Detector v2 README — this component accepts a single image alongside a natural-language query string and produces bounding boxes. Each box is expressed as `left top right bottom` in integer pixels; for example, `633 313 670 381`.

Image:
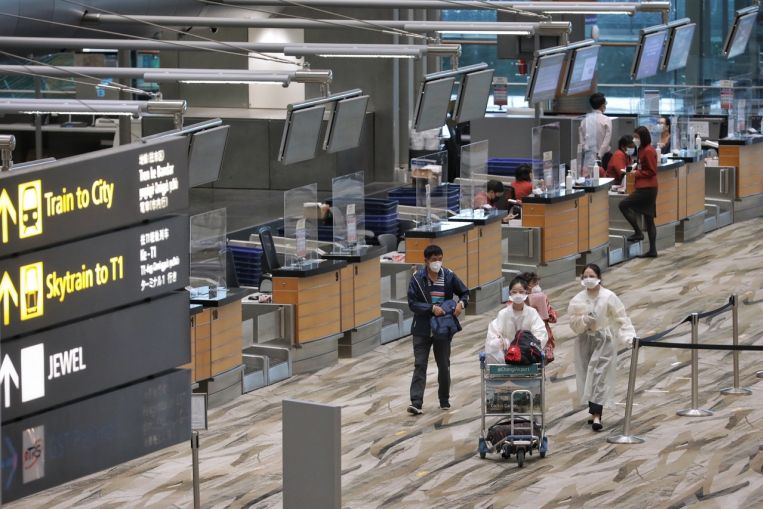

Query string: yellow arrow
0 271 18 326
0 188 18 244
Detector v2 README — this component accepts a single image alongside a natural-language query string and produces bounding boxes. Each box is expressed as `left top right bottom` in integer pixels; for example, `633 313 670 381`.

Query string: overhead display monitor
188 125 229 187
631 29 668 80
453 68 495 124
662 23 696 72
723 7 758 59
323 95 369 153
526 53 566 104
413 76 456 132
563 44 600 96
278 104 326 165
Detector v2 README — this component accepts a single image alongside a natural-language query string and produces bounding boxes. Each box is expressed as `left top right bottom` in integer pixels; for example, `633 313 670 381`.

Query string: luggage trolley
477 352 548 467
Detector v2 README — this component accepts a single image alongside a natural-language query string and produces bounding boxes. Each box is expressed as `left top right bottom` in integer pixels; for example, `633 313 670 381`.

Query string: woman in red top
606 135 635 185
618 126 658 258
511 164 533 201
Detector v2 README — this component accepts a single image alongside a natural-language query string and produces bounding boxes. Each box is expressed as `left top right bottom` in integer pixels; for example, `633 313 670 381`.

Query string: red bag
504 330 542 365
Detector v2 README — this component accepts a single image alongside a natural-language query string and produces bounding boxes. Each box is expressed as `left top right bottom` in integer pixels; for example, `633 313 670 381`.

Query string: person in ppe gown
485 277 548 364
567 263 635 432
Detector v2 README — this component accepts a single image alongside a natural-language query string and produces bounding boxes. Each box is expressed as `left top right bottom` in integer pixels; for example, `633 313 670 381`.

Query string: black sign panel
0 136 189 259
0 215 189 340
1 370 190 503
0 292 190 423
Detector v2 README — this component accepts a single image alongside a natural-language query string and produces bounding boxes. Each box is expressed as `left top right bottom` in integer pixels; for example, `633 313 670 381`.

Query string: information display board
723 8 758 59
631 30 668 80
278 104 326 165
526 53 566 104
563 44 600 95
453 68 495 124
413 77 456 132
324 95 369 153
0 136 189 258
662 23 696 72
0 215 189 340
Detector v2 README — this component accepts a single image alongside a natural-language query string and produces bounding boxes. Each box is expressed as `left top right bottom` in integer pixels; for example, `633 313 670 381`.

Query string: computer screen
188 125 229 187
278 104 326 165
453 68 495 124
724 10 758 59
662 23 696 72
631 30 668 80
563 44 600 96
324 95 369 153
413 77 456 132
526 53 566 104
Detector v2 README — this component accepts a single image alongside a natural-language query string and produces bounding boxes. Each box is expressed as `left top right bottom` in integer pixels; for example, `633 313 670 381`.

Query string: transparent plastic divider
190 208 227 295
331 171 366 253
283 183 319 268
459 141 489 216
532 123 561 192
412 150 448 226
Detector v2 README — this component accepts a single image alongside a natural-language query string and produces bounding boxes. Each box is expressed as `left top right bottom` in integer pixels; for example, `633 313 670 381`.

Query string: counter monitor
414 77 456 132
278 104 326 165
453 68 495 124
631 29 668 80
662 23 696 72
324 95 369 153
723 7 758 59
188 125 229 187
526 52 566 104
563 44 600 96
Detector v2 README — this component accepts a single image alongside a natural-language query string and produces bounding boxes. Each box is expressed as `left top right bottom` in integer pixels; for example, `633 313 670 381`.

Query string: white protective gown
484 305 548 364
567 287 636 407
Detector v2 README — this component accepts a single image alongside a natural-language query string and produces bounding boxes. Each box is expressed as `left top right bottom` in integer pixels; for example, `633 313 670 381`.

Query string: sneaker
440 401 451 410
407 404 423 415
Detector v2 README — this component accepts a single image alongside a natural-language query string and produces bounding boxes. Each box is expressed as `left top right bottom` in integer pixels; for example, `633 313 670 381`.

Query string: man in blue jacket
407 244 469 415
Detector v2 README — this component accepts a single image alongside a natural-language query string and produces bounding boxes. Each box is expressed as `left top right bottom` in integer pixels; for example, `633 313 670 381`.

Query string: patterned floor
9 218 763 509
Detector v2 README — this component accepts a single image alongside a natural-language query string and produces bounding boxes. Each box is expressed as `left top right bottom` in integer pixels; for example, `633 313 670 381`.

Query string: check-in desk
322 246 384 358
719 135 763 221
190 288 250 407
572 178 613 272
405 221 474 278
271 260 348 374
449 211 506 314
668 155 706 242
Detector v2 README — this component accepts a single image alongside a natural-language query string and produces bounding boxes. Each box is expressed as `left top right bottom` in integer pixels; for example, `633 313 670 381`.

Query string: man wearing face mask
407 245 470 415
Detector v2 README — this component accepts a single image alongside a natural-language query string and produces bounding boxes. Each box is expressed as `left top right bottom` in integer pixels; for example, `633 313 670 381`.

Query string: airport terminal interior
0 0 762 507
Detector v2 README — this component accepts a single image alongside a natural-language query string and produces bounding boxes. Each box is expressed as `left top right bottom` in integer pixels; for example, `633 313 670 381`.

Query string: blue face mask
626 147 635 156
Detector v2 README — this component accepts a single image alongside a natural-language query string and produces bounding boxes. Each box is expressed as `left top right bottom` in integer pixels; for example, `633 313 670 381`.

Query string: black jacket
408 267 469 338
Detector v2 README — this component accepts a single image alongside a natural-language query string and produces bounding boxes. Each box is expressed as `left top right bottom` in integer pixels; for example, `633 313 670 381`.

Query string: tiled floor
10 217 763 509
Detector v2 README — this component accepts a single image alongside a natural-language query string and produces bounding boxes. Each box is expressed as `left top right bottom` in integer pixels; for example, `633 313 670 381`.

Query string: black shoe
407 404 423 415
592 417 603 431
637 252 658 258
627 233 644 242
440 401 451 410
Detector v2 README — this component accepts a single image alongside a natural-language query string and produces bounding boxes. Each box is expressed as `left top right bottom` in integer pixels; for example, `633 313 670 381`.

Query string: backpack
505 330 542 365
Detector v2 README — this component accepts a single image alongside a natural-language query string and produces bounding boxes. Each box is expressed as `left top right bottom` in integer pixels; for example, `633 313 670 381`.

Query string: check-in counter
719 135 763 221
667 155 706 242
572 178 613 271
655 160 684 227
521 190 585 263
405 222 474 278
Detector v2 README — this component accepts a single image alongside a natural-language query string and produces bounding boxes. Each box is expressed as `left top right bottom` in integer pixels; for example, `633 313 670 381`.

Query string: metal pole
721 295 752 395
118 49 132 147
757 370 763 379
191 431 201 509
677 313 713 417
607 339 645 444
34 78 43 160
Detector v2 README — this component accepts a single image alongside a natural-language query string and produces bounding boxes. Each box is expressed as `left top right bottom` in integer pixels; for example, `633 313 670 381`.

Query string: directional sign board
1 369 190 503
0 215 189 340
0 292 190 423
0 135 189 258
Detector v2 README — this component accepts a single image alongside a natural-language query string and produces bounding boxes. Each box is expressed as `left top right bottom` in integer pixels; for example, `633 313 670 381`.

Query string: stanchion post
757 370 763 379
607 338 645 444
677 313 713 417
721 295 752 395
192 431 201 509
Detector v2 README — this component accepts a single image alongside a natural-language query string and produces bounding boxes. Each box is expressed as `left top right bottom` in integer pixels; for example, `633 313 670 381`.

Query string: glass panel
459 141 488 216
412 150 448 226
532 123 561 192
190 208 227 294
283 183 319 268
331 171 366 253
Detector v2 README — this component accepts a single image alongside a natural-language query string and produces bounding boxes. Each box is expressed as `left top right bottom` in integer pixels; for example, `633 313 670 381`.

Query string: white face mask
510 293 527 304
626 147 635 156
633 138 641 148
581 277 600 289
428 261 442 272
531 286 542 294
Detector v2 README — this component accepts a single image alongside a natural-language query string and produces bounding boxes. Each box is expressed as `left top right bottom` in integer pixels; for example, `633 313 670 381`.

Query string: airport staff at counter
606 136 635 186
658 116 672 155
511 164 534 201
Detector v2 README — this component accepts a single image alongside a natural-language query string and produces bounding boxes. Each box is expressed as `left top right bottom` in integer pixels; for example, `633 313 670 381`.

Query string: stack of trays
229 244 263 287
387 183 460 213
365 198 400 237
487 158 538 177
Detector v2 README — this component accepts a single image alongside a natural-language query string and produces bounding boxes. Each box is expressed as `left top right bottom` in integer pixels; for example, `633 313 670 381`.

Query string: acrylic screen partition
724 10 758 59
459 141 488 216
279 104 326 165
414 77 456 132
564 45 600 96
412 150 448 226
324 95 369 153
453 69 495 124
632 30 668 81
526 53 566 104
283 183 319 268
662 23 696 72
532 123 561 192
188 125 229 187
190 208 227 290
331 171 366 252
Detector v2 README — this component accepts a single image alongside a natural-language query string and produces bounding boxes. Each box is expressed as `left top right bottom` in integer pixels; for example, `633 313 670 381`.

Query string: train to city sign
0 136 189 258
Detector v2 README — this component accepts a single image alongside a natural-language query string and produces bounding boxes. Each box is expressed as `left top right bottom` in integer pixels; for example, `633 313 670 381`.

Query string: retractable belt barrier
608 294 759 445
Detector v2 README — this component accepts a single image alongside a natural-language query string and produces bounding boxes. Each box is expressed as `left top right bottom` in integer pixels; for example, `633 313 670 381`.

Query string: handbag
505 330 542 365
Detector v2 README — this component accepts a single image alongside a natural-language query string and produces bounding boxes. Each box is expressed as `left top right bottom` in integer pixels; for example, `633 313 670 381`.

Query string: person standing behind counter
579 93 612 161
605 135 635 186
658 116 671 155
618 126 659 258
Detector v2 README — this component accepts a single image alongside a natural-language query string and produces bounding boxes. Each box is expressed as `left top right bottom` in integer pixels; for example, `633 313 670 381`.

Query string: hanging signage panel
0 136 189 259
0 370 190 503
0 292 190 423
0 215 189 340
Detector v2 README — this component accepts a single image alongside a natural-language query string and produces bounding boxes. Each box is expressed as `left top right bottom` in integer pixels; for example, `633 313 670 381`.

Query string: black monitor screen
278 104 325 165
453 68 495 124
663 23 696 72
258 226 280 273
527 53 566 104
563 44 600 95
188 125 229 187
324 95 369 153
724 11 757 59
414 77 456 132
632 30 668 80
